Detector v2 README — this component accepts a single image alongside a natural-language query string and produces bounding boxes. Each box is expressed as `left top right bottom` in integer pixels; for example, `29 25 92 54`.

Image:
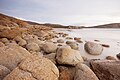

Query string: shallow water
54 28 120 59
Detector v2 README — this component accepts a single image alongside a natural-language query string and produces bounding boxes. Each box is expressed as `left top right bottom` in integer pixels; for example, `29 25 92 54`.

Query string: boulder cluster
0 24 120 80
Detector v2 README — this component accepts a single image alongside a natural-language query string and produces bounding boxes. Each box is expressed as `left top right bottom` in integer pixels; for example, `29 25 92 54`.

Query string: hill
1 13 120 28
0 13 30 27
0 13 82 28
89 23 120 28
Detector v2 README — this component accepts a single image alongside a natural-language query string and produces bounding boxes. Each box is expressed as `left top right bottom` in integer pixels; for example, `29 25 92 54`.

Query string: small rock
57 39 64 43
54 35 59 38
56 45 83 66
74 63 99 80
57 44 63 46
76 40 83 43
66 37 73 40
116 53 120 60
33 30 49 37
43 42 57 53
0 38 9 44
22 34 34 41
101 44 110 48
26 42 40 52
53 42 57 44
14 36 23 42
44 53 56 64
94 40 100 42
26 37 43 46
18 39 27 47
62 34 68 37
74 37 81 41
66 41 76 45
68 43 79 50
106 56 116 60
58 33 64 37
0 42 5 47
84 41 103 55
74 37 83 43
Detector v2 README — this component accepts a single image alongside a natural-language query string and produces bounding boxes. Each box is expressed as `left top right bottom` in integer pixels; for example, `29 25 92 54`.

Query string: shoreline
53 28 120 59
0 26 120 80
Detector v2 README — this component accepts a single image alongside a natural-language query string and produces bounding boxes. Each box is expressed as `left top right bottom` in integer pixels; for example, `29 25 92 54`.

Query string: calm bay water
54 28 120 59
55 28 120 40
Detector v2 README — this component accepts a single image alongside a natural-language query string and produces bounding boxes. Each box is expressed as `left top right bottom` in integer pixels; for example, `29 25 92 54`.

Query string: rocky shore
0 13 120 80
0 24 119 80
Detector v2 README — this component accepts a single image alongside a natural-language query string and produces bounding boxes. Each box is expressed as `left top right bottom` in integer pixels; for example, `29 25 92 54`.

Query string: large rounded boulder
43 42 57 53
74 63 99 80
4 55 59 80
84 41 103 55
0 44 31 70
91 60 120 80
56 45 83 66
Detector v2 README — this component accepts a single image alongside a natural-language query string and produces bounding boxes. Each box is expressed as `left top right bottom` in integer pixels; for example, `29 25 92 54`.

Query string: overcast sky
0 0 120 26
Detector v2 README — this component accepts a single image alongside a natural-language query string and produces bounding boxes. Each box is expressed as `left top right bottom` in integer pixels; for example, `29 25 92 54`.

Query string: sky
0 0 120 26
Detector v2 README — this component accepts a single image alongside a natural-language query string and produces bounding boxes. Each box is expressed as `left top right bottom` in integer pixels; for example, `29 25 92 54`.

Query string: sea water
54 28 120 59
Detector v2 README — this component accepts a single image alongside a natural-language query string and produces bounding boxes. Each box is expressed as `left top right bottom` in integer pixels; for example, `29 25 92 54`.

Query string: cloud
0 0 120 26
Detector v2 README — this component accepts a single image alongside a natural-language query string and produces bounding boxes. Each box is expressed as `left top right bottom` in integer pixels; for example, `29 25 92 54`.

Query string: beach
1 13 120 80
